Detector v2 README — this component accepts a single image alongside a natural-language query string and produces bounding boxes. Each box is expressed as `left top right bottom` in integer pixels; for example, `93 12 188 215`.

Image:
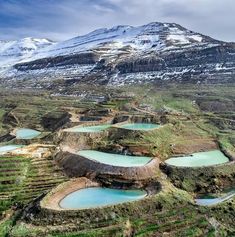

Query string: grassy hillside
0 84 234 236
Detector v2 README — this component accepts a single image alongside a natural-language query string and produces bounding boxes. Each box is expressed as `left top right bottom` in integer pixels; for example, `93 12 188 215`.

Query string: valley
0 83 234 236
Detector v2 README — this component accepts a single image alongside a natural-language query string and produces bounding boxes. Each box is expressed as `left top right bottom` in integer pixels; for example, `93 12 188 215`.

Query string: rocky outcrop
115 44 235 84
14 52 99 71
116 56 166 74
112 113 160 124
0 133 15 142
41 111 71 131
56 129 109 150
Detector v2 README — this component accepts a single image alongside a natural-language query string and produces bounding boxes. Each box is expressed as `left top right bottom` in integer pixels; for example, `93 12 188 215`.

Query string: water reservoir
77 150 152 167
165 150 229 167
0 145 25 154
195 189 235 206
66 124 110 133
59 187 147 209
16 128 41 139
118 123 160 131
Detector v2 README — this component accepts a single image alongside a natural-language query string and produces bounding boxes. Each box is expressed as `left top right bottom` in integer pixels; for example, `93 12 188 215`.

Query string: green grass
140 124 176 159
0 219 14 237
218 134 235 153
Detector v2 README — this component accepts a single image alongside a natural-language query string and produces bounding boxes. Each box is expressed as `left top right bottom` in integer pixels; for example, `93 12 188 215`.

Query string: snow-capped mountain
0 37 53 67
0 22 234 88
20 22 217 62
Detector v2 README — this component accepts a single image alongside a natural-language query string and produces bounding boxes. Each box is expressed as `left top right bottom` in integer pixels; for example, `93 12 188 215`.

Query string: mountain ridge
0 22 234 89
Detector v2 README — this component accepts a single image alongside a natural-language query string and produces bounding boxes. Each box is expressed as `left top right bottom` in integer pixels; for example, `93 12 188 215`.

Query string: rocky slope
0 22 234 88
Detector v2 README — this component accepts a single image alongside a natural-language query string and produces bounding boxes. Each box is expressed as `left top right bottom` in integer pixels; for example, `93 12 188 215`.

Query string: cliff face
0 22 234 88
14 52 98 70
113 43 235 84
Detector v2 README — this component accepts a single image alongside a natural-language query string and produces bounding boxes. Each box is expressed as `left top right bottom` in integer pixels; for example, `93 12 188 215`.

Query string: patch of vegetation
0 84 235 236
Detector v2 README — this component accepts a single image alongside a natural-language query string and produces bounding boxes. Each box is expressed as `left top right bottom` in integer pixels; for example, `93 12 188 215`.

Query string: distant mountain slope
0 38 53 68
0 22 234 88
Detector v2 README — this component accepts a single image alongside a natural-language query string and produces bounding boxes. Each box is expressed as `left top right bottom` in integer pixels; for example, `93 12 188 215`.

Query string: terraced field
0 84 234 237
0 154 68 218
7 198 234 237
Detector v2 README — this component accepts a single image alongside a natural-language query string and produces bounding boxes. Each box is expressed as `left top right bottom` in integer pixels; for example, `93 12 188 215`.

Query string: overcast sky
0 0 234 42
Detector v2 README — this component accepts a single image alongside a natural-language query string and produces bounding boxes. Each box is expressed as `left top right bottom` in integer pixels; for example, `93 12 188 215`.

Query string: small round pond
66 124 111 133
0 145 25 154
59 187 147 209
16 128 41 140
195 189 235 206
165 150 229 167
117 123 160 131
77 150 152 167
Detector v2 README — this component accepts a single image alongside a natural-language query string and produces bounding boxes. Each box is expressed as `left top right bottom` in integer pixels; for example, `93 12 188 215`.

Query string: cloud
0 0 234 42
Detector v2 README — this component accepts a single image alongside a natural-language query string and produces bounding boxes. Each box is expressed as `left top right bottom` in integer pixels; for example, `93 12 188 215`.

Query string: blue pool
77 150 152 167
118 123 160 131
165 150 229 167
195 189 235 206
59 187 147 209
66 124 111 133
16 128 41 139
0 145 25 154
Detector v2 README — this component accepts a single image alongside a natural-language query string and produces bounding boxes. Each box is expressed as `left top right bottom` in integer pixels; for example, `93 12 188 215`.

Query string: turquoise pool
16 128 41 139
118 123 160 131
195 189 235 206
165 150 229 167
77 150 152 167
59 187 147 209
66 124 111 133
0 145 25 154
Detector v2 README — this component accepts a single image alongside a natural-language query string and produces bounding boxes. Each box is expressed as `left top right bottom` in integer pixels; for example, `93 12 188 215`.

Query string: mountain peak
2 21 220 65
0 21 234 87
0 37 54 67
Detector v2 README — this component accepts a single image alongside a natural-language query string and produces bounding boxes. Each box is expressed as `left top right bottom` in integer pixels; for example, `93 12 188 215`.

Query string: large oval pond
77 150 152 167
59 187 147 209
0 145 25 154
66 124 111 133
118 123 160 131
16 128 41 139
165 150 229 167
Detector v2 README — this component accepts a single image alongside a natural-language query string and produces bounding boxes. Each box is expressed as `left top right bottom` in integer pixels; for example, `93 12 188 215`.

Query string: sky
0 0 234 42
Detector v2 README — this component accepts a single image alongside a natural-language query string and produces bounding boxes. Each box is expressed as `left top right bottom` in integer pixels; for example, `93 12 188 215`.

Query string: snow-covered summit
23 22 217 62
0 37 54 67
1 21 231 87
